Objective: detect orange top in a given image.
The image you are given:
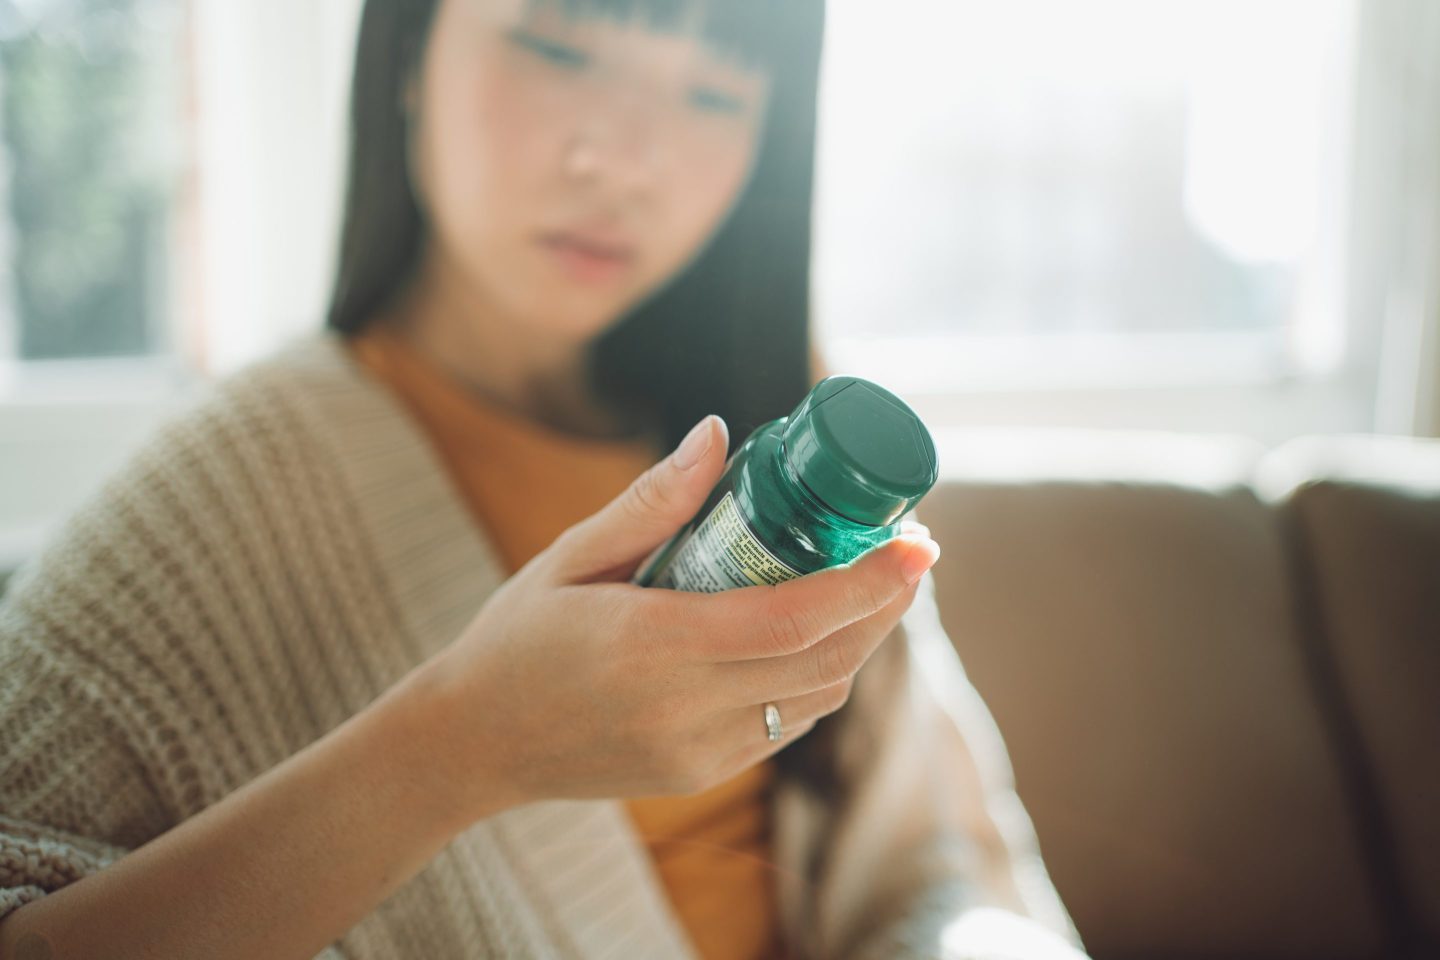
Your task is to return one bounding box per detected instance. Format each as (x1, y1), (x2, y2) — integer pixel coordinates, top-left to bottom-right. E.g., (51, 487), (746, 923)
(346, 322), (784, 960)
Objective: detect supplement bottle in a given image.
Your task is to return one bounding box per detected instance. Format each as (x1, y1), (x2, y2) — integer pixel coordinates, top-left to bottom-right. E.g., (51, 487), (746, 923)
(632, 375), (938, 593)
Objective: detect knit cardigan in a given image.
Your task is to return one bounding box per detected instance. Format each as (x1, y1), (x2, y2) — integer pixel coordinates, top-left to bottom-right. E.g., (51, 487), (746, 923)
(0, 329), (1087, 959)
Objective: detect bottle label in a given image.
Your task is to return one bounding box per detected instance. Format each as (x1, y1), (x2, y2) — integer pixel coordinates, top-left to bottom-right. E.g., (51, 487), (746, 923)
(652, 491), (801, 593)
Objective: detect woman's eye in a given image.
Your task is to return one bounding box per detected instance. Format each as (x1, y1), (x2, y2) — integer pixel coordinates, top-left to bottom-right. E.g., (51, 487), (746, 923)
(689, 87), (746, 115)
(509, 30), (590, 69)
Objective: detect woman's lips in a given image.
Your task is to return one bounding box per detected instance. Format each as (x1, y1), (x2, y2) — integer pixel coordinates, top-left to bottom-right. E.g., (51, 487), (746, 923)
(539, 232), (635, 284)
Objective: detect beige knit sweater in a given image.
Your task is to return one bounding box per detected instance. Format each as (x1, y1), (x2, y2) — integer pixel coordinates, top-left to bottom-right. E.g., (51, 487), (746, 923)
(0, 329), (1087, 959)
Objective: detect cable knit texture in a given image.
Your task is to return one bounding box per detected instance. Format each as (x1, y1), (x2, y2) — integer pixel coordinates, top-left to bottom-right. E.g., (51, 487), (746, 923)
(0, 329), (1087, 959)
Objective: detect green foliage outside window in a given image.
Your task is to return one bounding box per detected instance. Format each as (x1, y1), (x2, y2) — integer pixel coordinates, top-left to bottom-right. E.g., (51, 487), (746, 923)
(0, 0), (179, 360)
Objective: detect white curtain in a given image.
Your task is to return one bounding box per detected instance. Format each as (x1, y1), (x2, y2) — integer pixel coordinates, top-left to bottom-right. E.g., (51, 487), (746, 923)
(190, 0), (363, 376)
(1356, 0), (1440, 437)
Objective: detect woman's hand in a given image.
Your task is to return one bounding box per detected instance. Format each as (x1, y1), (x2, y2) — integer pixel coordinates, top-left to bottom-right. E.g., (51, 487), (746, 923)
(415, 414), (940, 822)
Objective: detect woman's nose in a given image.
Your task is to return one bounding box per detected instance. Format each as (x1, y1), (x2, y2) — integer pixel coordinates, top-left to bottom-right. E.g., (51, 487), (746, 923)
(570, 91), (666, 196)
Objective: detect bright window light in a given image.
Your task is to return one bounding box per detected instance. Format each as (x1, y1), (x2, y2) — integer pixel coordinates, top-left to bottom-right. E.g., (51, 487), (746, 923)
(813, 0), (1354, 391)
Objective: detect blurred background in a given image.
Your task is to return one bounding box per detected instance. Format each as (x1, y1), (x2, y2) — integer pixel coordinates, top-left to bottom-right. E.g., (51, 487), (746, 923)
(0, 0), (1435, 562)
(0, 1), (1436, 958)
(0, 0), (1436, 573)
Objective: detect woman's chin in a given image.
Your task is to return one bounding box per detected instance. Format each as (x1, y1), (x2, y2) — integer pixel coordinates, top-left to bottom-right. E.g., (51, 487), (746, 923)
(511, 295), (626, 344)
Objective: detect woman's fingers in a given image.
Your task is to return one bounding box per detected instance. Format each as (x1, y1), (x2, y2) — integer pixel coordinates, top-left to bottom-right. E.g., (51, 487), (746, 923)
(716, 578), (918, 704)
(669, 533), (938, 664)
(761, 677), (854, 735)
(699, 677), (854, 778)
(545, 415), (729, 584)
(718, 719), (819, 778)
(900, 518), (930, 539)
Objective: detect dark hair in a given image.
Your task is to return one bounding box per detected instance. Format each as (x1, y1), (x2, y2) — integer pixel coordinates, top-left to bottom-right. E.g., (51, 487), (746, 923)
(326, 0), (838, 791)
(326, 0), (826, 457)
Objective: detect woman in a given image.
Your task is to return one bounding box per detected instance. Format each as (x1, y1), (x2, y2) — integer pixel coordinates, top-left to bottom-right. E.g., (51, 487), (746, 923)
(0, 0), (1087, 957)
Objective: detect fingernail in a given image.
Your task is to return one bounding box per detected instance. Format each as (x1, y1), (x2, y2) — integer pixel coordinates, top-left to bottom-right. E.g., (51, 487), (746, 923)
(674, 415), (714, 471)
(900, 536), (940, 584)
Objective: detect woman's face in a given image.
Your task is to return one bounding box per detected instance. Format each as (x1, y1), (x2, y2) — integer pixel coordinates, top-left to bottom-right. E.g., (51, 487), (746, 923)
(408, 0), (772, 340)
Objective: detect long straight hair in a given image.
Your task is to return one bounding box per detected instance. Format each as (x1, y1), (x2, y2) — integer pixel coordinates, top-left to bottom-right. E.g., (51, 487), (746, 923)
(325, 0), (827, 457)
(326, 0), (839, 790)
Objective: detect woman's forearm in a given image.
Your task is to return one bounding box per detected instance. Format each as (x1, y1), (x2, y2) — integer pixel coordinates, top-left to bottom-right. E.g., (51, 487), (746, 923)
(0, 661), (509, 960)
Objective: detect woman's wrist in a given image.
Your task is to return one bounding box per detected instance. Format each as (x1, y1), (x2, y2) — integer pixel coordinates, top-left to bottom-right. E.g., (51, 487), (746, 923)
(376, 652), (532, 831)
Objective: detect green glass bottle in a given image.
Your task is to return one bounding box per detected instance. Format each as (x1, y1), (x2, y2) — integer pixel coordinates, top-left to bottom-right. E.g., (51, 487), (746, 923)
(632, 375), (938, 593)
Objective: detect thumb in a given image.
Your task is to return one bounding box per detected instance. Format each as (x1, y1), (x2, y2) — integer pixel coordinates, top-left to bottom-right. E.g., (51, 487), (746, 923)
(549, 414), (730, 582)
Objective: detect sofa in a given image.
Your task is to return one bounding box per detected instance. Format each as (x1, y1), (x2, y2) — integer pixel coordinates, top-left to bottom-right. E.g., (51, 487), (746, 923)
(921, 430), (1440, 960)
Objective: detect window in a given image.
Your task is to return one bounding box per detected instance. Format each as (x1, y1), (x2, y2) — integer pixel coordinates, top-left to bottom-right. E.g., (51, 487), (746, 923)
(813, 0), (1356, 393)
(0, 2), (360, 576)
(0, 0), (194, 366)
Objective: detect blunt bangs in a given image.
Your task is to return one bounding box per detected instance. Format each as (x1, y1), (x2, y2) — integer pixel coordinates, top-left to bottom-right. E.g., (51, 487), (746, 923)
(525, 0), (802, 73)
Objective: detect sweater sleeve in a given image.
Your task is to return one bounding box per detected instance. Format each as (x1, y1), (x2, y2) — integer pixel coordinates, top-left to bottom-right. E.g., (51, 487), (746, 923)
(0, 561), (352, 960)
(0, 596), (162, 920)
(786, 554), (1091, 960)
(0, 446), (350, 960)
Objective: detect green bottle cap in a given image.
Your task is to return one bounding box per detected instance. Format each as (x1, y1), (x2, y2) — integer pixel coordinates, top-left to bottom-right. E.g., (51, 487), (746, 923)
(780, 375), (939, 527)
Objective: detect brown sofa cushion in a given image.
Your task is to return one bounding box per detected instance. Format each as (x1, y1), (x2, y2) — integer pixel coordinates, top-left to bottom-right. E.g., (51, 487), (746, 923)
(1262, 436), (1440, 954)
(918, 431), (1386, 959)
